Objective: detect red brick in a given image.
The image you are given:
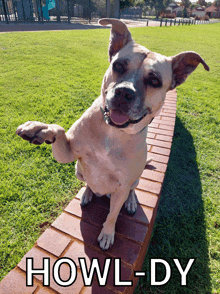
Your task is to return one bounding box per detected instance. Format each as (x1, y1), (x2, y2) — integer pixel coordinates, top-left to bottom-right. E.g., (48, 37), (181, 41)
(147, 132), (156, 139)
(164, 96), (176, 99)
(164, 95), (176, 100)
(0, 269), (37, 294)
(147, 138), (172, 149)
(145, 160), (167, 173)
(52, 213), (99, 247)
(121, 204), (153, 225)
(83, 283), (115, 294)
(158, 116), (176, 122)
(165, 99), (176, 103)
(153, 119), (175, 127)
(138, 178), (162, 195)
(63, 241), (101, 269)
(18, 247), (84, 294)
(158, 124), (175, 131)
(37, 228), (71, 257)
(165, 93), (176, 97)
(165, 101), (176, 105)
(161, 109), (176, 114)
(162, 103), (176, 108)
(163, 103), (176, 108)
(147, 144), (151, 152)
(141, 169), (165, 183)
(159, 115), (175, 123)
(135, 189), (158, 209)
(151, 146), (170, 156)
(164, 95), (176, 99)
(148, 152), (169, 164)
(116, 214), (148, 243)
(36, 288), (54, 294)
(166, 90), (177, 96)
(160, 112), (176, 118)
(65, 198), (108, 227)
(148, 127), (173, 137)
(63, 241), (132, 292)
(107, 234), (141, 266)
(148, 122), (159, 128)
(155, 134), (173, 142)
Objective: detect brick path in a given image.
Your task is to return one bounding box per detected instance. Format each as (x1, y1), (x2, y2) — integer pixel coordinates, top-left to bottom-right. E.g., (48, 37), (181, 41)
(0, 89), (177, 294)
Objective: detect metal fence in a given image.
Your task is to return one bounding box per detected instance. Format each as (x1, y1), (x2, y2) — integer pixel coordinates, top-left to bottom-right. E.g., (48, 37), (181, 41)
(0, 0), (102, 23)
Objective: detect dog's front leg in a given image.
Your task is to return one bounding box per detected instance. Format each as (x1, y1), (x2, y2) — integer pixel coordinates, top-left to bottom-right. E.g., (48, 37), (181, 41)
(98, 186), (130, 250)
(16, 121), (76, 163)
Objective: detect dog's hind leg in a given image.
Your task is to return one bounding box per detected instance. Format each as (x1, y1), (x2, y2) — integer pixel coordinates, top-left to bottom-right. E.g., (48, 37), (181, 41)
(81, 185), (94, 206)
(124, 178), (139, 214)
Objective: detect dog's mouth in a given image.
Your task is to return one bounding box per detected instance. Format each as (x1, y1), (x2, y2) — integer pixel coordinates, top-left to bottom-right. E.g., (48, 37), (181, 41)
(101, 106), (149, 129)
(110, 109), (130, 126)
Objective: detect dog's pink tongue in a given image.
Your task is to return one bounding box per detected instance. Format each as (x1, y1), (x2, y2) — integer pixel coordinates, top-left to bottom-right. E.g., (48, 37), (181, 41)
(110, 110), (130, 125)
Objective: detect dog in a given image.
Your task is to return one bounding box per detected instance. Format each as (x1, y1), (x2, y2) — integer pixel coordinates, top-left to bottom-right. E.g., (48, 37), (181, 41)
(16, 18), (209, 250)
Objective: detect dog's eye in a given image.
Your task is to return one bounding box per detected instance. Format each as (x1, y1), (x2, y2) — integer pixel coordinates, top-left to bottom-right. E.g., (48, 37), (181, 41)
(144, 76), (162, 88)
(149, 78), (160, 86)
(113, 62), (125, 75)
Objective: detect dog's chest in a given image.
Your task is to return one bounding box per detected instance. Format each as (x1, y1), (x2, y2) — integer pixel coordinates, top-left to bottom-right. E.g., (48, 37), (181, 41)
(77, 130), (147, 195)
(104, 135), (123, 156)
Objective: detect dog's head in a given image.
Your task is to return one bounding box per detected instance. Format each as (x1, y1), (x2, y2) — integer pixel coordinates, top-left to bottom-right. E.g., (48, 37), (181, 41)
(99, 18), (209, 134)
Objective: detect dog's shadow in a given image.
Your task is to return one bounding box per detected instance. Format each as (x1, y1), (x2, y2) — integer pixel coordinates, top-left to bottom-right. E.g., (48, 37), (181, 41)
(79, 117), (211, 293)
(134, 116), (212, 293)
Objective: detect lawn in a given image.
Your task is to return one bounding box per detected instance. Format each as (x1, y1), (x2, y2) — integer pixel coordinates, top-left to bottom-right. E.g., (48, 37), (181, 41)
(0, 23), (220, 293)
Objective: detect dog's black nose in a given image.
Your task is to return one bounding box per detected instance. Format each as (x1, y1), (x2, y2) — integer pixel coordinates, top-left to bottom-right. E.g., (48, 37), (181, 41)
(115, 86), (135, 102)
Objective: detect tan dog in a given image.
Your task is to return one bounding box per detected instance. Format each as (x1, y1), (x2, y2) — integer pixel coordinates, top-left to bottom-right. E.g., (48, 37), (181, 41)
(16, 19), (209, 250)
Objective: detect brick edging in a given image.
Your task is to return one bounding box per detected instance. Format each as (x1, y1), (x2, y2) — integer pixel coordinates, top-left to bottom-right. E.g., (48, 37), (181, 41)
(0, 89), (177, 294)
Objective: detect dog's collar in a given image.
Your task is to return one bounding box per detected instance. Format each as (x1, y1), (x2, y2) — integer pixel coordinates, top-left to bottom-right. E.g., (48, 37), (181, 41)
(100, 105), (153, 129)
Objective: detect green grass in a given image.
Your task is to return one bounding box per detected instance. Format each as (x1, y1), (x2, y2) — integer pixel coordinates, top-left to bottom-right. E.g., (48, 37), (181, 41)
(0, 23), (219, 293)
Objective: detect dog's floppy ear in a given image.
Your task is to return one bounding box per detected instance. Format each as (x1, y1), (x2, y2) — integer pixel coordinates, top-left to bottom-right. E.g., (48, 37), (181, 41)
(169, 51), (209, 90)
(99, 18), (132, 62)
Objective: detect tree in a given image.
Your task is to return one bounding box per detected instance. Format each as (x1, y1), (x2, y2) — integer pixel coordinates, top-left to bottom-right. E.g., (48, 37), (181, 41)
(120, 0), (135, 10)
(145, 0), (172, 18)
(214, 0), (220, 7)
(196, 0), (207, 6)
(181, 0), (191, 8)
(190, 3), (197, 10)
(181, 0), (191, 17)
(122, 0), (173, 18)
(206, 2), (213, 7)
(134, 0), (145, 8)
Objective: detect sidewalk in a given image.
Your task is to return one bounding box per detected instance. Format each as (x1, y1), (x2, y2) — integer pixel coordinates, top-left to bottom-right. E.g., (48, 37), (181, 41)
(0, 19), (161, 33)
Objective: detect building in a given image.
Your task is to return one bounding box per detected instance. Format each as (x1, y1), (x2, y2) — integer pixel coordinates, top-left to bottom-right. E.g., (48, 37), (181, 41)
(205, 5), (220, 18)
(166, 3), (179, 14)
(166, 3), (190, 17)
(191, 6), (205, 17)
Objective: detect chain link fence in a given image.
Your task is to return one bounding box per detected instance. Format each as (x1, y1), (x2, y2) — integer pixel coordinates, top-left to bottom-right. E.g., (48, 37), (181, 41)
(0, 0), (115, 23)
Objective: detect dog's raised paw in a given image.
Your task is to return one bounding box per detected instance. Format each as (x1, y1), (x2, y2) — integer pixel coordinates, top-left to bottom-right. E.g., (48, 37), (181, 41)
(16, 121), (56, 145)
(125, 190), (138, 214)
